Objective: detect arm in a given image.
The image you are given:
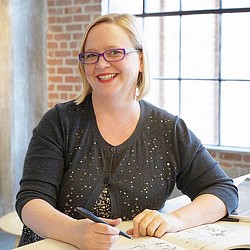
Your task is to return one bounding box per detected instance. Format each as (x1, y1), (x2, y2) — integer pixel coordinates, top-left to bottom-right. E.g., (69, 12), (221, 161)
(128, 193), (226, 238)
(16, 105), (121, 249)
(128, 117), (237, 238)
(21, 199), (121, 250)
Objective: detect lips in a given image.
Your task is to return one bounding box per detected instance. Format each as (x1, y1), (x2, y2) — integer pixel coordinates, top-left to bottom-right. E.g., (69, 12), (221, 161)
(97, 73), (117, 81)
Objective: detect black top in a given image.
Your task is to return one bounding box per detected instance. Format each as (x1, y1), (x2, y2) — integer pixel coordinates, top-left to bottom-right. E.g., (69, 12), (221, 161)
(16, 95), (238, 245)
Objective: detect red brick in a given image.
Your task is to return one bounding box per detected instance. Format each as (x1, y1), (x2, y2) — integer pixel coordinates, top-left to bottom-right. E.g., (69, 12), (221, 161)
(48, 68), (56, 74)
(48, 0), (55, 7)
(74, 0), (91, 4)
(60, 93), (69, 99)
(48, 76), (63, 83)
(85, 5), (101, 12)
(47, 33), (54, 40)
(66, 24), (82, 32)
(48, 8), (63, 15)
(54, 33), (71, 41)
(220, 162), (233, 168)
(56, 0), (73, 6)
(70, 41), (78, 49)
(65, 76), (81, 83)
(48, 84), (55, 91)
(72, 50), (79, 57)
(65, 59), (78, 65)
(48, 93), (59, 99)
(48, 16), (56, 23)
(54, 51), (71, 57)
(74, 85), (81, 91)
(243, 155), (250, 162)
(49, 25), (63, 32)
(73, 33), (82, 40)
(47, 51), (54, 57)
(47, 59), (63, 66)
(219, 152), (242, 161)
(234, 163), (250, 168)
(60, 42), (68, 49)
(65, 7), (82, 14)
(73, 15), (91, 22)
(208, 150), (217, 159)
(57, 67), (73, 74)
(47, 42), (58, 49)
(57, 84), (73, 91)
(56, 16), (73, 23)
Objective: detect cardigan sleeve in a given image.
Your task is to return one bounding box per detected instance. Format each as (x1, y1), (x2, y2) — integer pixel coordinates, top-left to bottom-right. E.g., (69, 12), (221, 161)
(173, 117), (238, 214)
(15, 106), (66, 220)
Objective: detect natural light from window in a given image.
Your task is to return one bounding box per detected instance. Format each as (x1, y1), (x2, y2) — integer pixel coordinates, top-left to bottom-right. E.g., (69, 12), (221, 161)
(102, 0), (250, 149)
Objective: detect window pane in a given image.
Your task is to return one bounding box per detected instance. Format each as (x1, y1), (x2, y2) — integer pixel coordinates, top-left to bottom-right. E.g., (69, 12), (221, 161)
(221, 13), (250, 80)
(145, 0), (180, 12)
(221, 81), (250, 148)
(144, 16), (180, 78)
(182, 0), (219, 10)
(181, 80), (219, 145)
(222, 0), (250, 8)
(144, 80), (179, 115)
(181, 14), (219, 79)
(107, 0), (143, 14)
(162, 80), (179, 115)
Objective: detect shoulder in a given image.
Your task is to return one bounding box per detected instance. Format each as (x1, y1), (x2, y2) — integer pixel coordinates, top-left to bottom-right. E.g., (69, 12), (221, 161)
(140, 99), (188, 134)
(140, 99), (201, 144)
(140, 99), (178, 123)
(36, 95), (93, 132)
(44, 95), (92, 121)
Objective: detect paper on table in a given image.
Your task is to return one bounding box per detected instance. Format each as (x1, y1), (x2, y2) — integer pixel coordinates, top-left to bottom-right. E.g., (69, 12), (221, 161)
(112, 236), (185, 250)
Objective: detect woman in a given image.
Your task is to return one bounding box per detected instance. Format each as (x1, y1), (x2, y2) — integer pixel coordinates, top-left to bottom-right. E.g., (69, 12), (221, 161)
(16, 13), (238, 250)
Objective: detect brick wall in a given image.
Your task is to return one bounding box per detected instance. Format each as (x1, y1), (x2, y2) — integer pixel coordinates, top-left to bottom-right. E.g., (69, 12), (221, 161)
(209, 149), (250, 178)
(47, 0), (102, 108)
(46, 0), (250, 177)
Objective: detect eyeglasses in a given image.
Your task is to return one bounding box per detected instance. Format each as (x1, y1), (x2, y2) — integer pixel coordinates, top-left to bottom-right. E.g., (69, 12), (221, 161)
(79, 48), (138, 64)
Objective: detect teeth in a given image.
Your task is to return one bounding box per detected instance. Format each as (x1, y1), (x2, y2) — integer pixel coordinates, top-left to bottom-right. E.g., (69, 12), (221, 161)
(98, 74), (116, 80)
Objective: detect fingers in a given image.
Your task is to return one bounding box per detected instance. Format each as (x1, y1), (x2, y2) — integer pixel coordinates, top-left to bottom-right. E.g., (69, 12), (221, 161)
(74, 218), (120, 250)
(102, 217), (122, 227)
(132, 209), (168, 238)
(83, 220), (120, 250)
(91, 219), (121, 236)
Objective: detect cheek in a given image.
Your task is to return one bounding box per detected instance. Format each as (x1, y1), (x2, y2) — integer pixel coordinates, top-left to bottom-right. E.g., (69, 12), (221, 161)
(84, 66), (94, 79)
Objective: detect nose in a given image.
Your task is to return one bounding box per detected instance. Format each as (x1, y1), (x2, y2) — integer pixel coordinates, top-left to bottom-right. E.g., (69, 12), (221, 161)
(95, 55), (110, 68)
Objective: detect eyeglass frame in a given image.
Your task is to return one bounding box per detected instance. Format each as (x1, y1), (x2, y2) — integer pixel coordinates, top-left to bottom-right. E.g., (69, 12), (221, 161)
(78, 48), (139, 65)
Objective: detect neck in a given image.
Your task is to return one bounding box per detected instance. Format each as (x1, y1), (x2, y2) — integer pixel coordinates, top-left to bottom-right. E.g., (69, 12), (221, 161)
(92, 93), (139, 118)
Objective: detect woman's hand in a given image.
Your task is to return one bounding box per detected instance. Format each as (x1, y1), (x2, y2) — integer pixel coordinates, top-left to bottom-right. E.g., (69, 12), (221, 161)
(126, 209), (180, 238)
(71, 217), (122, 250)
(126, 194), (228, 239)
(21, 199), (123, 250)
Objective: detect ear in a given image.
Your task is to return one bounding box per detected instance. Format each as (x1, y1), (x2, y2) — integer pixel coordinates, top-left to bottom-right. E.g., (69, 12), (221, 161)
(139, 52), (143, 72)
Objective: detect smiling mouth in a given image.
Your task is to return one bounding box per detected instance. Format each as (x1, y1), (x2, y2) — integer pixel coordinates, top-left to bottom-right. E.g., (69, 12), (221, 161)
(97, 73), (117, 81)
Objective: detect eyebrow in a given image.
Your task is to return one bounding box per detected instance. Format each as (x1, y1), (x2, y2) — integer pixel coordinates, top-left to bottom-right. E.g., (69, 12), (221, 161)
(84, 46), (124, 52)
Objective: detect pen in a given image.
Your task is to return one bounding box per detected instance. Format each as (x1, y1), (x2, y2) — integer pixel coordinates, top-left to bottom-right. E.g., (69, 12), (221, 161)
(76, 207), (133, 240)
(219, 217), (239, 222)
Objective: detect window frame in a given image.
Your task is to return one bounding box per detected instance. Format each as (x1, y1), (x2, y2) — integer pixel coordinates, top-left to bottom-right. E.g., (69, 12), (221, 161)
(105, 0), (250, 151)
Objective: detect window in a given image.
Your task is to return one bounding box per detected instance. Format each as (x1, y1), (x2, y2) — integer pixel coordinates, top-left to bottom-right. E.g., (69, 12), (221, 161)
(102, 0), (250, 149)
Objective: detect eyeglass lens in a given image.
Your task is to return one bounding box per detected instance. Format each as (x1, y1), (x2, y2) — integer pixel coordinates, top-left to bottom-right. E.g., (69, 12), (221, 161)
(80, 49), (125, 64)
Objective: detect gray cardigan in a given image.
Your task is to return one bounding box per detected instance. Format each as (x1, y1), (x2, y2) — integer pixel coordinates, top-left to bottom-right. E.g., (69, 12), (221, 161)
(16, 95), (238, 243)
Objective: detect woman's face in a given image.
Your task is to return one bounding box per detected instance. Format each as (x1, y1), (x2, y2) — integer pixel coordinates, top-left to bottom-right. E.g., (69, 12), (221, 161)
(83, 23), (142, 101)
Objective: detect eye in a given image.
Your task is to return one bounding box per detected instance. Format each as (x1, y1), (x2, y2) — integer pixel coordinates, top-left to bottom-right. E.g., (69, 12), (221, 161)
(107, 49), (124, 57)
(85, 53), (98, 59)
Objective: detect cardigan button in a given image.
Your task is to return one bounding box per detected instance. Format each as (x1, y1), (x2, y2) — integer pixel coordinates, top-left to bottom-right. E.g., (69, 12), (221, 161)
(103, 177), (110, 185)
(110, 147), (117, 153)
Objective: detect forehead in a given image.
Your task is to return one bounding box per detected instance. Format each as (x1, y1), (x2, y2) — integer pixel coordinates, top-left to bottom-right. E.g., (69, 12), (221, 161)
(84, 23), (133, 50)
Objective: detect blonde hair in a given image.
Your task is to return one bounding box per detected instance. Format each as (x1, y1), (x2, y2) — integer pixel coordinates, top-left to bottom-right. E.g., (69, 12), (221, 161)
(75, 13), (151, 104)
